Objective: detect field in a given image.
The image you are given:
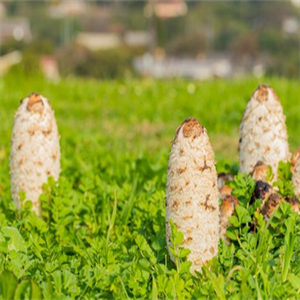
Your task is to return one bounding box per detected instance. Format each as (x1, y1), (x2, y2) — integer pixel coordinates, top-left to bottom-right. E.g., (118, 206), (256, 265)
(0, 74), (300, 299)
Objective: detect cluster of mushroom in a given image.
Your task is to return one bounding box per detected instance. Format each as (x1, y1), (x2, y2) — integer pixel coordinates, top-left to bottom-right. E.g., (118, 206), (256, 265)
(9, 86), (300, 274)
(165, 84), (300, 274)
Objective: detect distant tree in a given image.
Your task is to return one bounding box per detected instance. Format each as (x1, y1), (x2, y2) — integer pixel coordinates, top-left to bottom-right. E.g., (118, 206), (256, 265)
(231, 34), (259, 60)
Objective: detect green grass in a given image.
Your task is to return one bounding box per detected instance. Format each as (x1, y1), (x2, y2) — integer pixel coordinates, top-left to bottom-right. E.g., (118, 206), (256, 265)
(0, 74), (300, 299)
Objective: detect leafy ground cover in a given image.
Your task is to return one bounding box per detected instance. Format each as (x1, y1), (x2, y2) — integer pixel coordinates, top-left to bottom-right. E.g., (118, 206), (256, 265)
(0, 74), (299, 299)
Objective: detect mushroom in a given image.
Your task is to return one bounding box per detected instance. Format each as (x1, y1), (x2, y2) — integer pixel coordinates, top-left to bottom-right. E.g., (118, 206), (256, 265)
(251, 180), (274, 207)
(10, 93), (61, 216)
(219, 185), (233, 199)
(217, 173), (234, 189)
(165, 118), (219, 273)
(251, 161), (270, 182)
(239, 85), (290, 180)
(261, 193), (285, 220)
(220, 195), (239, 242)
(218, 173), (234, 199)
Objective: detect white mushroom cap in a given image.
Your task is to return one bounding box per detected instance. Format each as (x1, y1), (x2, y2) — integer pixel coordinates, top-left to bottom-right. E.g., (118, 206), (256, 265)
(165, 118), (219, 273)
(291, 147), (300, 196)
(239, 85), (290, 180)
(10, 93), (60, 216)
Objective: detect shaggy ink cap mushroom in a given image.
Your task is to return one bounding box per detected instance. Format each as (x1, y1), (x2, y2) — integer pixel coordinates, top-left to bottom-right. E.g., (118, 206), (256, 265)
(239, 85), (290, 180)
(10, 93), (61, 216)
(166, 117), (219, 274)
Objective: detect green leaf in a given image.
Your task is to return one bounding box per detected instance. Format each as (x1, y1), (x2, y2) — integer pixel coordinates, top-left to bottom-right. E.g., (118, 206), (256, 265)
(235, 206), (251, 224)
(30, 280), (43, 300)
(0, 270), (18, 300)
(179, 261), (192, 274)
(2, 227), (27, 253)
(52, 270), (62, 295)
(14, 280), (30, 300)
(229, 215), (239, 227)
(62, 270), (77, 294)
(226, 227), (238, 241)
(178, 247), (191, 258)
(151, 275), (158, 300)
(288, 274), (300, 289)
(205, 268), (226, 300)
(41, 280), (53, 300)
(169, 220), (184, 246)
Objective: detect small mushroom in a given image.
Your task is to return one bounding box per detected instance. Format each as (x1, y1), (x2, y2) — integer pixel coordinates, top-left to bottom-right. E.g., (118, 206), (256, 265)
(218, 172), (234, 199)
(217, 173), (234, 189)
(219, 185), (233, 199)
(220, 195), (239, 242)
(261, 193), (285, 220)
(251, 180), (274, 207)
(251, 161), (270, 182)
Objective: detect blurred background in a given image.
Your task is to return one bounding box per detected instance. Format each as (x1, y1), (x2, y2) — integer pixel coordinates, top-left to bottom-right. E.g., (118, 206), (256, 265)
(0, 0), (299, 81)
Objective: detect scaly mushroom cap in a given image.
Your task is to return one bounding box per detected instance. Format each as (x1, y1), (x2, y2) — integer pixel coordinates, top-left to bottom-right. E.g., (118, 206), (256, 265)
(239, 85), (290, 180)
(220, 195), (239, 242)
(165, 118), (219, 273)
(261, 193), (285, 220)
(10, 93), (61, 216)
(251, 161), (270, 182)
(291, 147), (300, 196)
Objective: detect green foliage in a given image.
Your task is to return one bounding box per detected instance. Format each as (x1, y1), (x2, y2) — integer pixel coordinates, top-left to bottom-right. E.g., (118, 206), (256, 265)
(229, 173), (256, 207)
(57, 44), (137, 79)
(274, 161), (295, 198)
(0, 270), (42, 300)
(0, 75), (300, 299)
(9, 49), (43, 77)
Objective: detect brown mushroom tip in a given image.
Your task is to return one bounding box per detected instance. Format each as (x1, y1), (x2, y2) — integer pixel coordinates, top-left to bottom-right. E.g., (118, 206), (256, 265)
(252, 180), (273, 204)
(218, 172), (234, 181)
(221, 195), (238, 213)
(268, 193), (284, 205)
(251, 161), (269, 181)
(262, 192), (284, 218)
(286, 196), (300, 209)
(258, 84), (270, 89)
(220, 185), (233, 197)
(291, 147), (300, 170)
(255, 84), (270, 102)
(27, 93), (44, 111)
(182, 117), (204, 139)
(254, 160), (266, 167)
